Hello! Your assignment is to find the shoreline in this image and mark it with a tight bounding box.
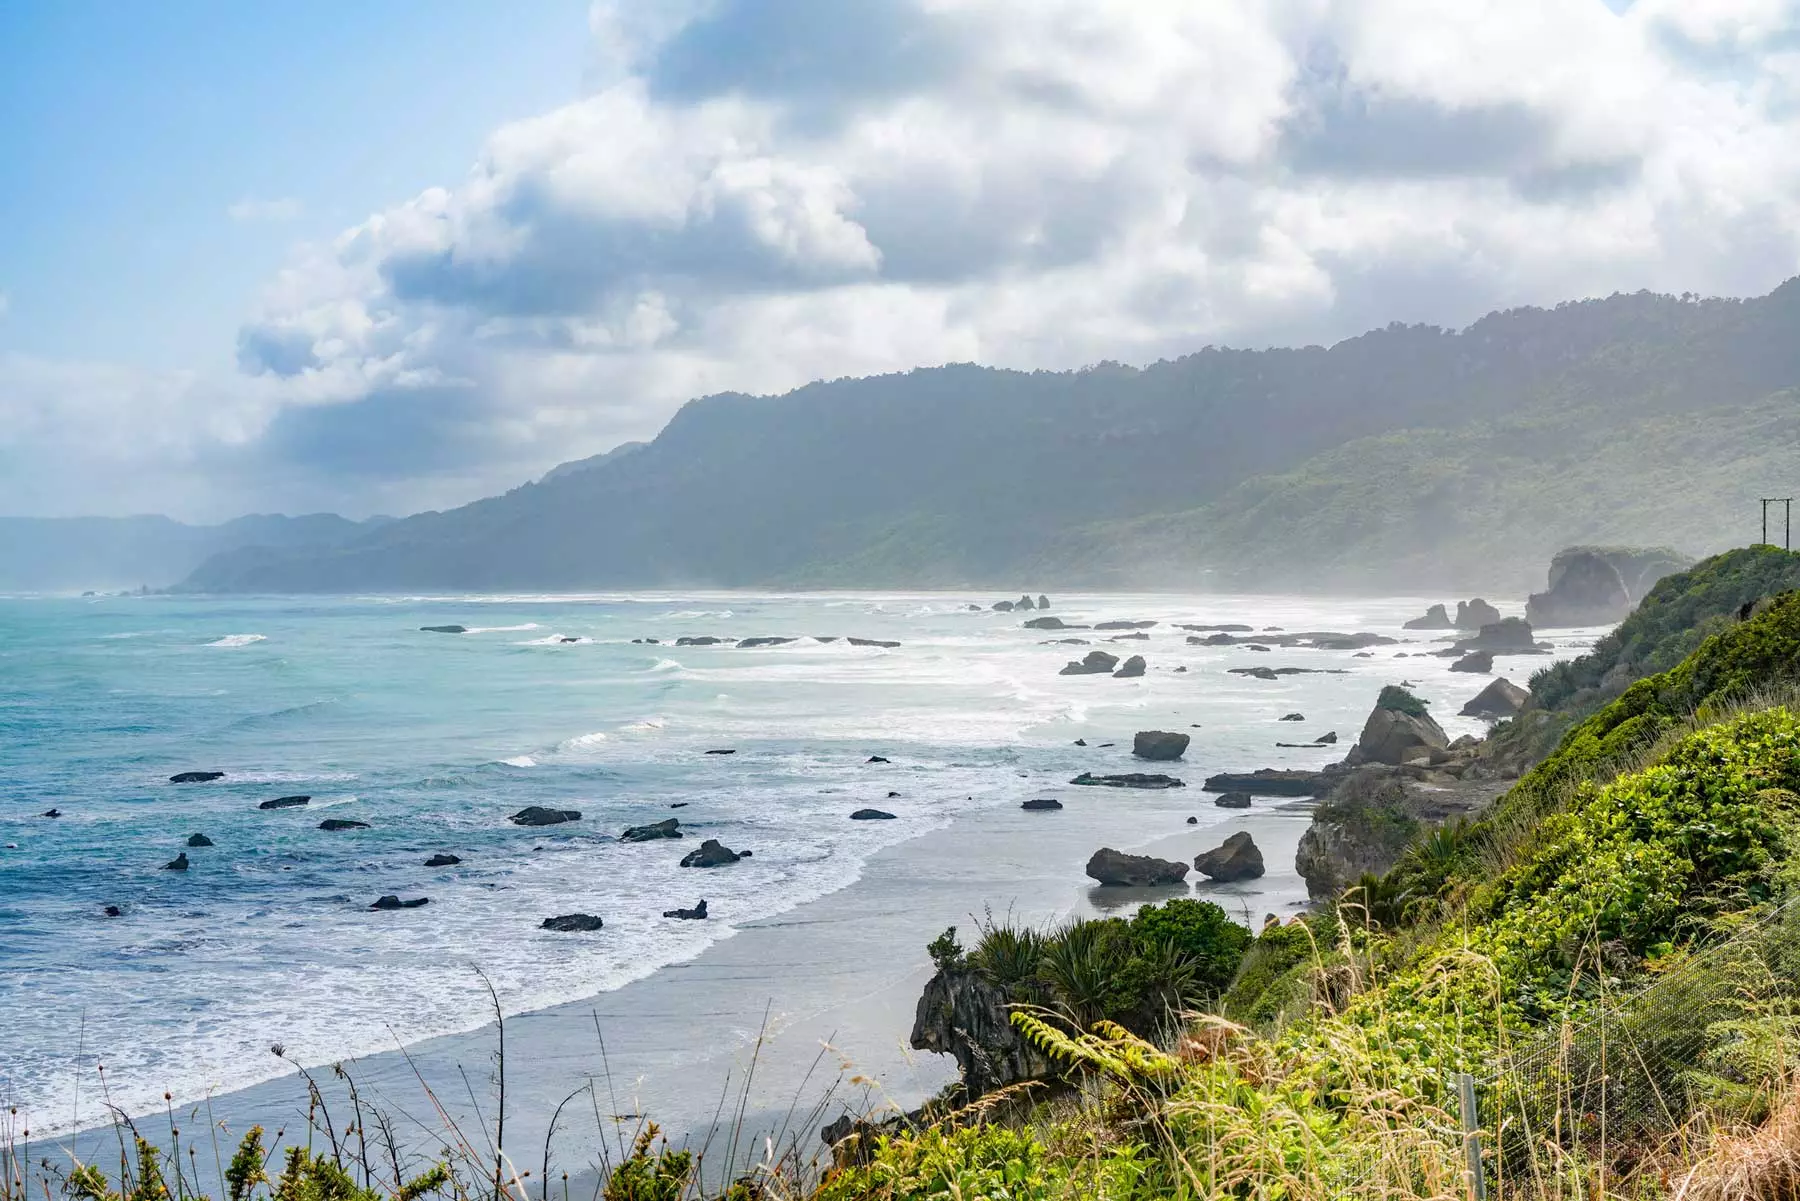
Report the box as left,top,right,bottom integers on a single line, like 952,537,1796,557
45,783,1316,1184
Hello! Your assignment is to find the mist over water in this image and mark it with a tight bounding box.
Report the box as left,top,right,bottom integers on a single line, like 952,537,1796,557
0,591,1595,1136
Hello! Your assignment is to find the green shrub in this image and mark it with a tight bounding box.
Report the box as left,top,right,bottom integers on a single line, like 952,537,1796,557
1375,685,1429,717
925,925,964,972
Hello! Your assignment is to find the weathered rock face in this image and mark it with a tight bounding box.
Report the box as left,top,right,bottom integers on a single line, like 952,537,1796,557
1454,599,1502,629
1059,650,1120,675
1525,546,1691,628
621,818,682,841
1194,832,1264,881
1461,677,1530,719
738,636,796,648
1454,618,1543,654
1315,731,1339,744
542,913,604,932
679,838,742,867
911,966,1053,1097
1450,650,1494,673
1404,604,1455,630
1202,768,1329,796
512,806,581,827
1344,702,1448,767
1295,770,1419,899
1071,772,1185,789
1017,595,1036,610
1112,655,1148,678
847,637,901,648
1085,847,1190,886
1132,730,1190,760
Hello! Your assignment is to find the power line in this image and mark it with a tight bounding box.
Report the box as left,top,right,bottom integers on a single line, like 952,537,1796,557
1761,497,1793,549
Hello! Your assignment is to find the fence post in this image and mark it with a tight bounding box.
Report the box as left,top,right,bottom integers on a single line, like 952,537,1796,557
1458,1072,1486,1201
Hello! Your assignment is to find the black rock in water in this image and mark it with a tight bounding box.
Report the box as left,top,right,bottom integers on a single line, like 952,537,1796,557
663,899,709,920
1059,650,1119,675
41,808,61,818
738,636,796,648
850,808,896,820
1023,616,1069,629
1201,769,1328,796
558,636,579,643
104,905,123,918
511,805,581,826
705,748,737,755
542,913,604,932
170,771,224,783
419,625,467,634
1316,731,1339,744
1094,620,1156,630
1112,655,1147,678
1132,730,1189,760
1073,738,1087,746
1186,815,1198,824
1214,792,1253,808
679,838,742,867
676,636,725,646
847,637,901,648
1069,772,1184,789
1021,798,1063,811
424,853,462,867
1280,712,1305,722
371,895,429,910
259,795,311,810
887,790,901,797
319,819,370,831
1450,650,1495,673
1037,595,1050,610
867,755,890,763
187,833,214,847
621,818,682,842
671,801,689,808
162,852,189,871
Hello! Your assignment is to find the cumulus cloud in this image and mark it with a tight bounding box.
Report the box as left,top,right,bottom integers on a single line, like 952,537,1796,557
15,0,1800,518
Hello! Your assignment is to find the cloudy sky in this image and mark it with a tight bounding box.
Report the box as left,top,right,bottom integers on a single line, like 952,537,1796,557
4,0,1799,521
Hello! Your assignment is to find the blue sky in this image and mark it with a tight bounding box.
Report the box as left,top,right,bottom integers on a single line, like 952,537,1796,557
0,1,587,370
3,1,1799,521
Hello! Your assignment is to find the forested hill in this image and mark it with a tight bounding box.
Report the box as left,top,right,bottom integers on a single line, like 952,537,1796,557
179,279,1800,594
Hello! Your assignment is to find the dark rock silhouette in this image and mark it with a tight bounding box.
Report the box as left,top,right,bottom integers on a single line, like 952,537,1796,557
1280,712,1305,721
1214,792,1253,808
424,853,462,867
41,808,61,818
1403,604,1455,630
104,905,123,917
1202,769,1327,796
1454,599,1502,629
319,819,370,831
1021,798,1063,811
1070,771,1184,789
1085,847,1189,886
850,808,897,820
1112,655,1147,678
1461,677,1531,719
663,899,708,919
170,771,224,783
512,805,581,826
1450,650,1494,673
371,895,429,910
1195,832,1264,881
621,818,682,842
705,748,737,755
680,838,742,867
1059,650,1119,675
867,755,890,763
162,852,189,871
187,833,214,847
542,913,604,932
419,625,467,634
259,795,310,810
1132,730,1189,760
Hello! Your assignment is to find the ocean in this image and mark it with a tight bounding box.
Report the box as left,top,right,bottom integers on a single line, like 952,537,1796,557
0,591,1594,1146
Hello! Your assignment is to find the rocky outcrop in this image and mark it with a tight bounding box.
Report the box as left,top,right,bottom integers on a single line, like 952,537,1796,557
170,771,224,783
318,818,370,831
259,795,310,810
424,853,462,867
1194,832,1264,881
1461,677,1530,719
371,895,429,910
705,748,737,755
162,852,189,871
1113,655,1147,678
1295,769,1420,898
911,966,1053,1097
512,806,581,826
1059,650,1120,675
542,913,604,932
1023,616,1073,630
1021,798,1063,811
1133,731,1189,760
1404,604,1455,630
1037,595,1050,610
419,625,467,634
1280,712,1305,721
676,636,726,646
1070,772,1185,789
992,600,1015,612
1453,618,1545,654
1450,650,1494,673
851,808,897,819
1343,692,1448,767
1525,546,1692,628
1095,620,1157,630
621,818,682,841
847,637,902,648
679,838,742,867
738,636,796,648
663,899,708,919
1085,847,1190,886
1201,768,1329,796
1214,792,1252,808
1454,599,1502,629
186,834,214,847
1316,731,1339,744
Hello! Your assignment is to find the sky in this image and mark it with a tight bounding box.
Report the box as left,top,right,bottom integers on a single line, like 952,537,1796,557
3,0,1800,522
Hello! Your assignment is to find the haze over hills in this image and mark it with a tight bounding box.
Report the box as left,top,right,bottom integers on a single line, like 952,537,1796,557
21,279,1800,596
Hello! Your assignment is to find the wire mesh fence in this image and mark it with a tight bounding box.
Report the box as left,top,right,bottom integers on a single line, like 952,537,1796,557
1467,896,1800,1196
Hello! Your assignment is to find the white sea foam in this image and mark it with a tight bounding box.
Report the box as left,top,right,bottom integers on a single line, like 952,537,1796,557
559,731,609,750
519,634,590,645
207,633,267,647
465,623,540,633
499,755,537,767
648,658,683,672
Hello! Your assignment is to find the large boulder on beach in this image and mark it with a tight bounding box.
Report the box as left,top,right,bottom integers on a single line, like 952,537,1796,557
1059,650,1120,675
169,771,224,784
1214,792,1252,808
1450,650,1494,673
1403,604,1455,630
1343,687,1447,767
542,913,604,932
1461,677,1531,719
1132,731,1189,760
1194,832,1264,882
621,818,682,842
1453,599,1502,630
1112,655,1147,678
679,838,742,867
1085,847,1190,886
512,805,581,827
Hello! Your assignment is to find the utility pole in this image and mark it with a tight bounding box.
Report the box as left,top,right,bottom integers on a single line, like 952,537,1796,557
1762,498,1795,550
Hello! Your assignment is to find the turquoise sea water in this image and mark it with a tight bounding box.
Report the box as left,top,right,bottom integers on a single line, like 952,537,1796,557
0,591,1591,1136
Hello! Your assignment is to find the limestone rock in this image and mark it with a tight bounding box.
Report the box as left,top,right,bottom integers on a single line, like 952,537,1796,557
1454,599,1502,630
1403,604,1455,630
911,966,1053,1097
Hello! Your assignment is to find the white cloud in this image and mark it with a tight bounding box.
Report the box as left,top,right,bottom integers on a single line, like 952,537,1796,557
16,0,1800,518
227,196,305,223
